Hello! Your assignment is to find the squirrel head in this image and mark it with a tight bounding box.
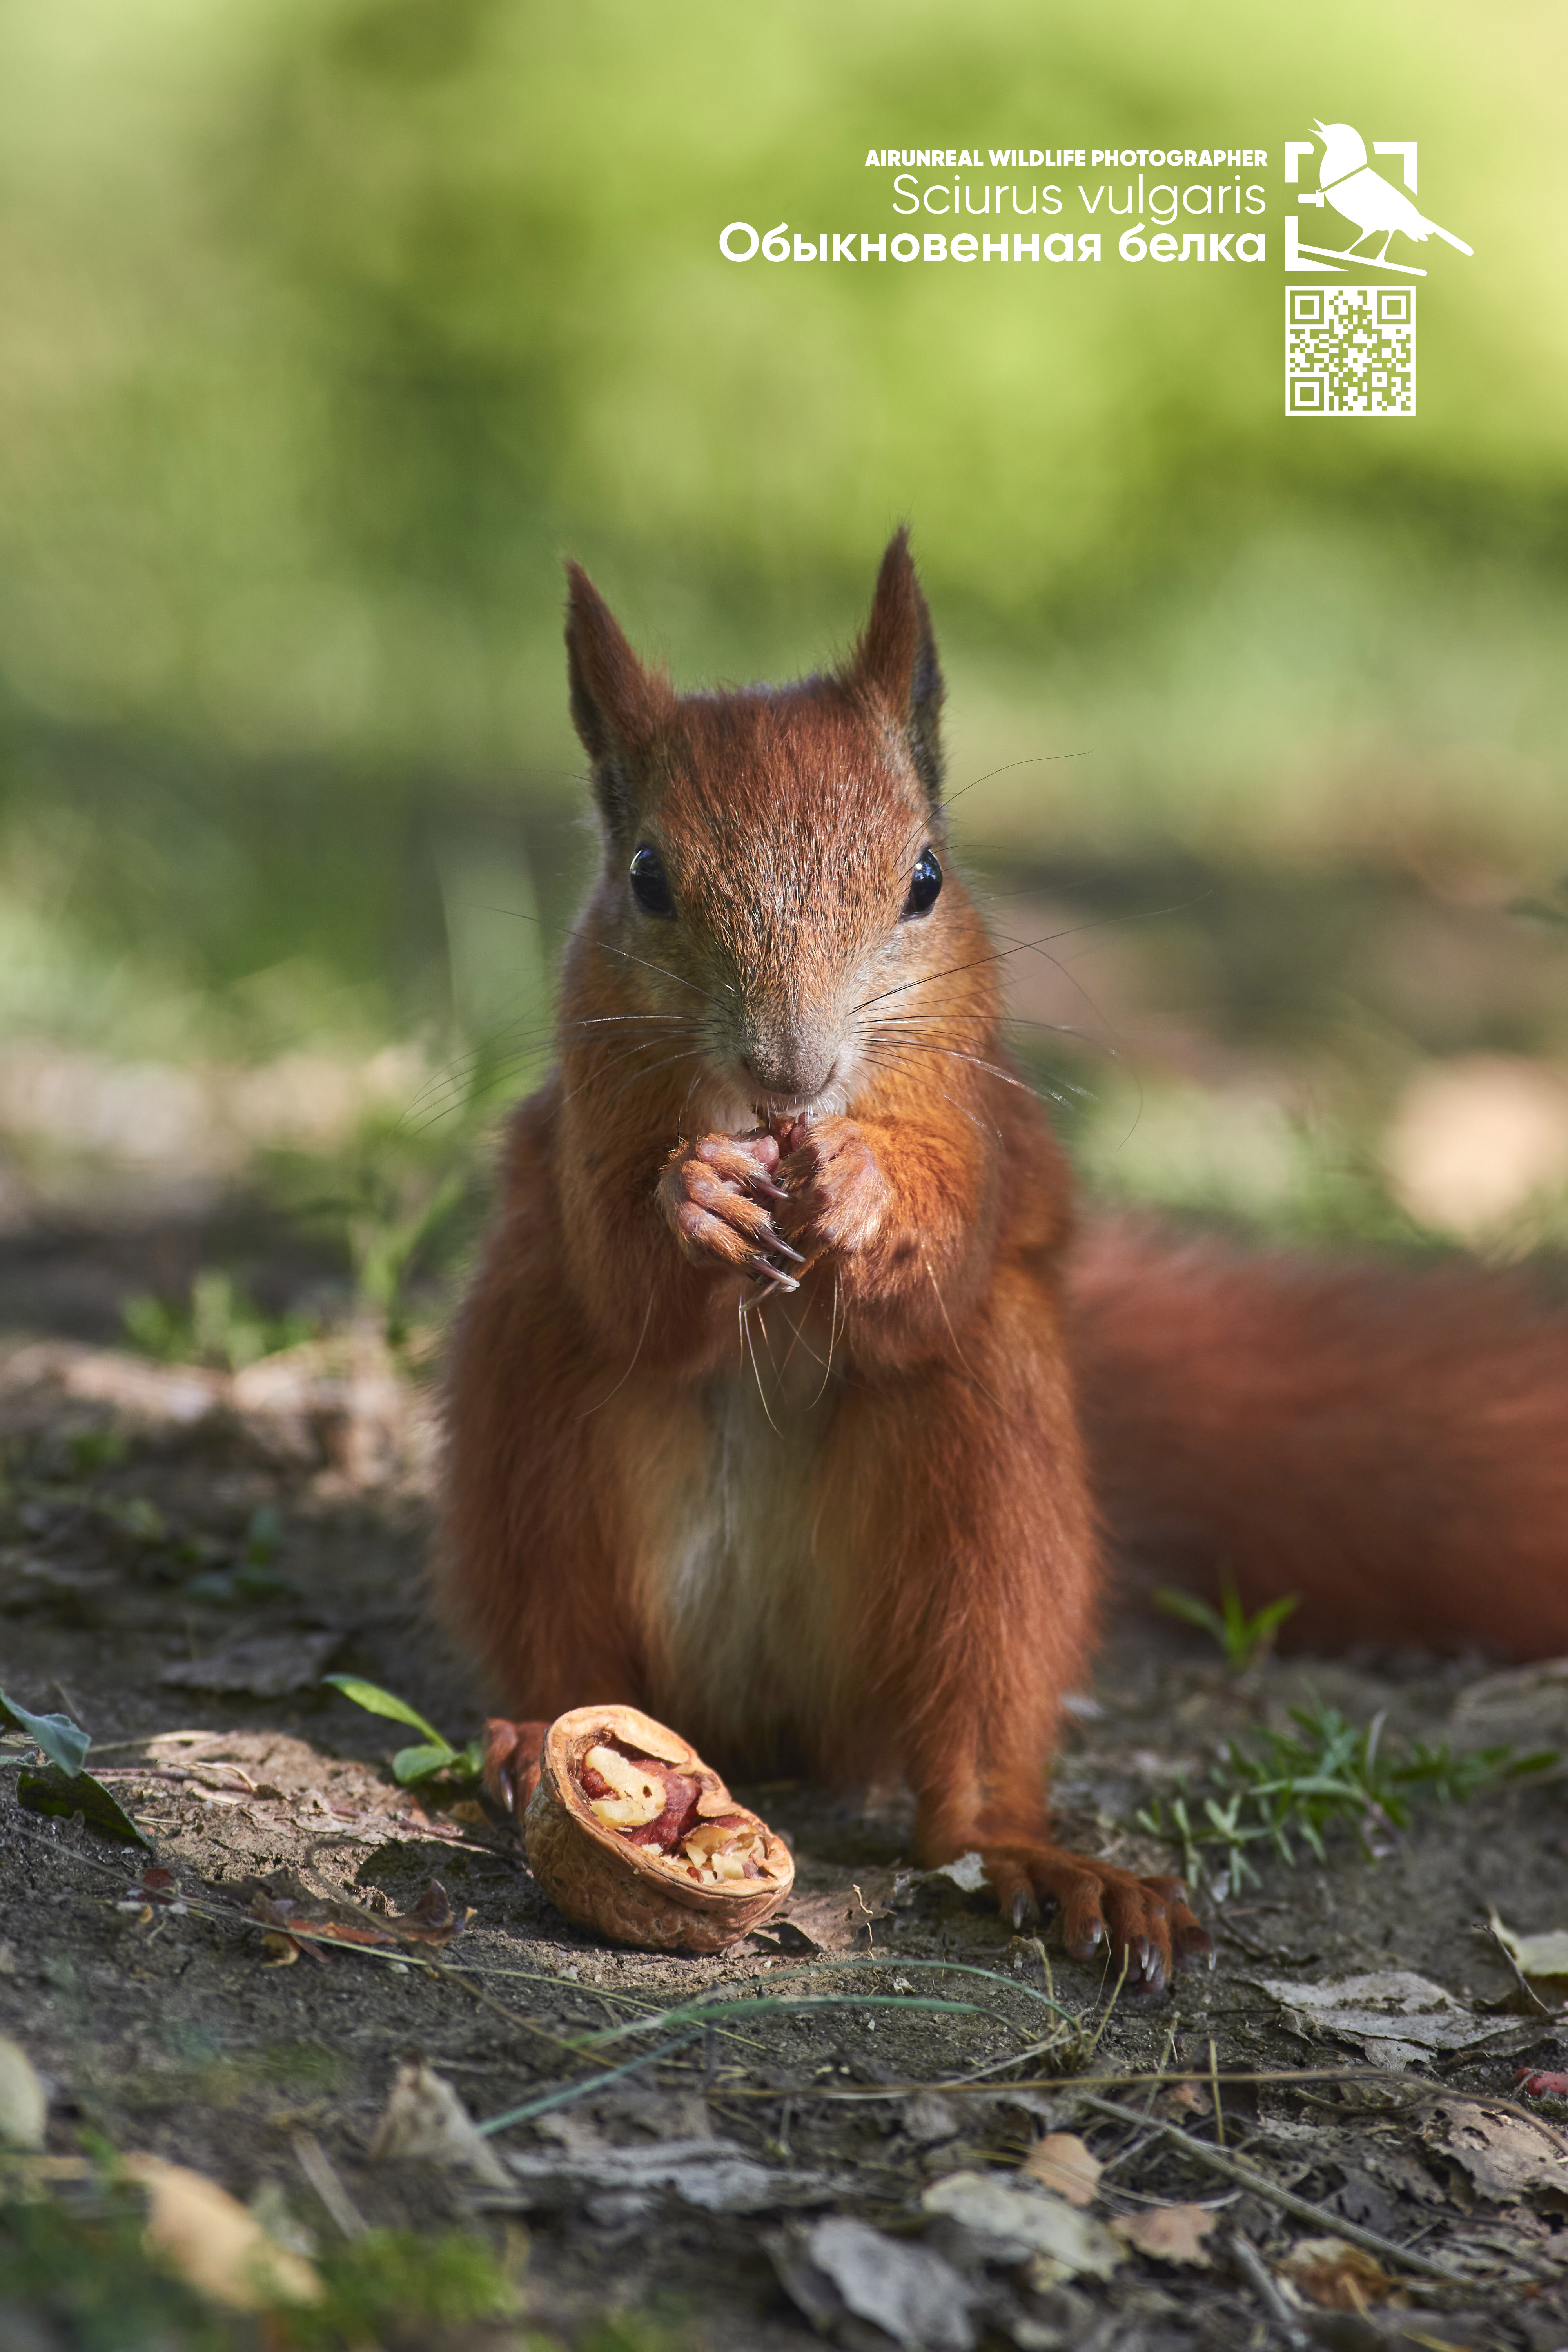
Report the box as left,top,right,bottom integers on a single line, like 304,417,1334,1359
563,531,990,1124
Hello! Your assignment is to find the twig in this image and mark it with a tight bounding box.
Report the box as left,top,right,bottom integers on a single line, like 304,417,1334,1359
1476,1921,1556,2021
1209,2036,1225,2149
1230,2231,1308,2349
1071,2092,1503,2283
293,2132,366,2239
714,2065,1568,2145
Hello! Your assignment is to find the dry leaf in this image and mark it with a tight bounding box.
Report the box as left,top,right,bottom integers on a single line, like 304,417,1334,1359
782,2219,978,2352
0,2039,47,2150
370,2059,511,2188
921,2172,1121,2282
248,1878,460,1967
1022,2134,1101,2206
1278,2234,1396,2310
125,2155,322,2310
1428,2099,1568,2204
1489,1910,1568,1984
1111,2203,1217,2267
501,2136,845,2217
1261,1970,1501,2067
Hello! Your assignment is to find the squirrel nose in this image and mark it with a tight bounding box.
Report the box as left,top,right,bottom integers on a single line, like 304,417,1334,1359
740,1032,838,1103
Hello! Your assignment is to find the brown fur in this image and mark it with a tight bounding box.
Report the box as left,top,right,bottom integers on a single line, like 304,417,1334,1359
440,532,1568,1992
1072,1221,1568,1658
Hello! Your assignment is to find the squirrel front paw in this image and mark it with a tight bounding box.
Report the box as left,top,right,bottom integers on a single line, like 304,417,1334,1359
657,1132,804,1290
775,1117,893,1265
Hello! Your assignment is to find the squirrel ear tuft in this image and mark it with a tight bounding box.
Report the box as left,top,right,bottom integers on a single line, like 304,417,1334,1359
564,563,673,824
844,527,945,805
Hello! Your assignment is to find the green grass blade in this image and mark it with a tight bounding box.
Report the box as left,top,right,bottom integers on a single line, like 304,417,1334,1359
322,1673,448,1747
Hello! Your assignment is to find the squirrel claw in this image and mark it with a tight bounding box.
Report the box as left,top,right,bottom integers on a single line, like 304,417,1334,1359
746,1266,800,1302
974,1841,1205,1999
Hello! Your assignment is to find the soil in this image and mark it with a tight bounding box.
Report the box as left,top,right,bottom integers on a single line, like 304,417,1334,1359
2,1208,1568,2352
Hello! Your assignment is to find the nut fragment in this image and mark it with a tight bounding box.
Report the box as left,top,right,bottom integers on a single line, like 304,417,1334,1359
582,1745,666,1829
680,1819,767,1883
524,1704,793,1954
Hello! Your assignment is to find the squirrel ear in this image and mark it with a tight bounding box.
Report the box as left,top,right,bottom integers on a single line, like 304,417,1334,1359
564,563,673,823
843,527,945,805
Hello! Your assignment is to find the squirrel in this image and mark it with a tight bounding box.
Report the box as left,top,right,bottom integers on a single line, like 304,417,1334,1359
439,530,1568,1994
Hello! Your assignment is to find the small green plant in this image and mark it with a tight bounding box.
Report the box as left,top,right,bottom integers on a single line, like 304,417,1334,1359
0,1686,91,1775
182,1504,292,1604
348,1160,471,1345
122,1270,312,1372
1155,1576,1300,1672
322,1673,483,1788
1136,1699,1556,1893
0,1686,149,1843
299,2226,519,2347
0,2188,521,2352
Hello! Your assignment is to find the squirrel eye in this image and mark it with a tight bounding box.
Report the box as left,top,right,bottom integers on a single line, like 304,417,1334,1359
902,848,943,919
629,844,675,918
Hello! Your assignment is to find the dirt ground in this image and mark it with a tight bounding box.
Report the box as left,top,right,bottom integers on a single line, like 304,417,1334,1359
3,1208,1568,2352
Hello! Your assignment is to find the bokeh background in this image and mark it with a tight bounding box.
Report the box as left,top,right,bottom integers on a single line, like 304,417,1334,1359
2,0,1566,1356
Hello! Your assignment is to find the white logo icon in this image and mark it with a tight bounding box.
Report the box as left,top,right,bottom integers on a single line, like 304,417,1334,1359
1284,124,1472,277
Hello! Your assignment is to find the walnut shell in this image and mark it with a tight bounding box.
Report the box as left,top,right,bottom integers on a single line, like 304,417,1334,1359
523,1704,793,1954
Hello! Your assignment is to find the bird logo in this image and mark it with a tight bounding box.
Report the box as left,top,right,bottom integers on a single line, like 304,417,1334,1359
1301,121,1472,265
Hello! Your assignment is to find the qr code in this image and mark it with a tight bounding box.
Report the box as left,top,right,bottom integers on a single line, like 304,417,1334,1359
1286,286,1414,416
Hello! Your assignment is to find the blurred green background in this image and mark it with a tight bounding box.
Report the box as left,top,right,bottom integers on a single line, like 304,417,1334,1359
2,0,1566,1346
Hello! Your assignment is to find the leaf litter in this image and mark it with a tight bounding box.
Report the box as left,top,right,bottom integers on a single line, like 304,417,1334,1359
5,1330,1568,2345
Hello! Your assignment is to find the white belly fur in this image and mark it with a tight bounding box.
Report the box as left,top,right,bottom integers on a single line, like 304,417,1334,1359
646,1371,846,1760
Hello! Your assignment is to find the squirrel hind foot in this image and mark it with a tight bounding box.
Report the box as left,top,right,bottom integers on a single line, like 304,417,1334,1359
983,1843,1212,1997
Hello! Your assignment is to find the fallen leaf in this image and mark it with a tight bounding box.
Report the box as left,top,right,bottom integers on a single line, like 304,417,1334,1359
1158,2082,1210,2117
926,1852,988,1894
779,2217,978,2352
1489,1910,1568,1984
777,1878,899,1952
1110,2203,1217,2267
370,2060,511,2188
246,1879,461,1967
17,1766,151,1846
125,2154,322,2310
498,2137,846,2218
401,1880,458,1939
921,2171,1121,2282
1261,1971,1503,2067
1278,2234,1397,2309
1426,2099,1568,2205
1022,2134,1102,2206
159,1631,343,1698
0,2038,47,2149
746,1919,822,1956
901,2092,962,2147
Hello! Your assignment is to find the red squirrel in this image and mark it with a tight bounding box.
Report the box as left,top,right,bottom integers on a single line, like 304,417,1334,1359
440,532,1568,1993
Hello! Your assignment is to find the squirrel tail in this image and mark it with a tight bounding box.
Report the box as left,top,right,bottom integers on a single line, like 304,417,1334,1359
1068,1220,1568,1659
